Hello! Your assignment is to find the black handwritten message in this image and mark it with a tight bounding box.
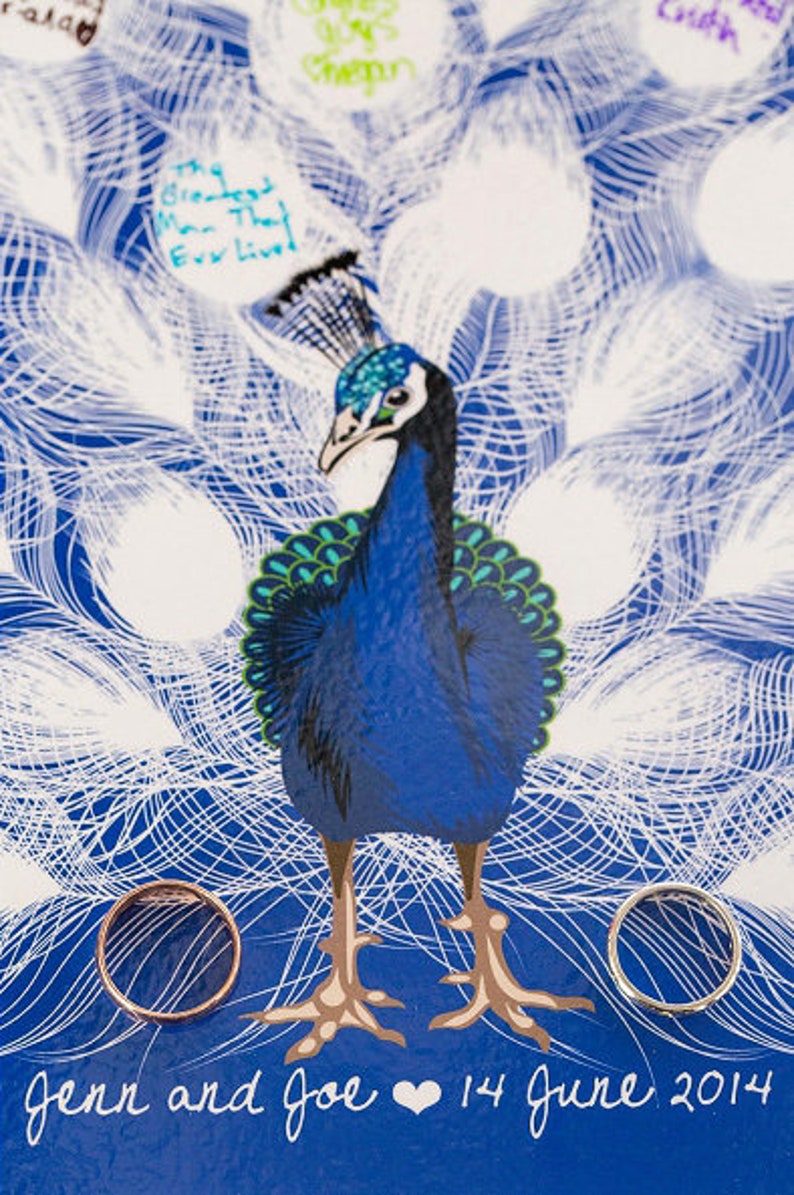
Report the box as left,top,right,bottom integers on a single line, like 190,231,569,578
0,0,104,53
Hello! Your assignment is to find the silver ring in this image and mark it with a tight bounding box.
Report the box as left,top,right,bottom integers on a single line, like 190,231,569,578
607,882,742,1015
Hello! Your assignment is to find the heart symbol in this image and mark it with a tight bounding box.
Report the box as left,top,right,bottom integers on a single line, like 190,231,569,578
392,1080,442,1115
75,20,98,47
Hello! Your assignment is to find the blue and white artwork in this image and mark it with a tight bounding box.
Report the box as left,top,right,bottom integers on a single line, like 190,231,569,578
0,2,792,1192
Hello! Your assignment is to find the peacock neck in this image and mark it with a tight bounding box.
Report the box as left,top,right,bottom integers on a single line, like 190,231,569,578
350,368,457,607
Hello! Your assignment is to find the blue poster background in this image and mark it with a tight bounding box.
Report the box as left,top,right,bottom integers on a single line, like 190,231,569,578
1,0,793,1191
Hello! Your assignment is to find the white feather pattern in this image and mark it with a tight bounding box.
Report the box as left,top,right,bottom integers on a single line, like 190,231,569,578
567,278,745,449
0,69,80,239
377,202,479,368
703,463,794,604
551,636,793,781
504,456,655,624
0,632,181,764
0,846,61,911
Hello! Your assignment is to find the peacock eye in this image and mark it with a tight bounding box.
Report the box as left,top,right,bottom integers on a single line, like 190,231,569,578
384,386,411,408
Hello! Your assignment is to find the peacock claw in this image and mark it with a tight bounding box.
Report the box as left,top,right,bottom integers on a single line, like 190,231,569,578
243,932,405,1063
430,903,595,1051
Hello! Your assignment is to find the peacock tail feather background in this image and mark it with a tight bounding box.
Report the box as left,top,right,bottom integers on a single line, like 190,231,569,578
0,0,792,1073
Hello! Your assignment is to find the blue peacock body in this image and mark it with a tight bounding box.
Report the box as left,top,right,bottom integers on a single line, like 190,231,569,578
244,509,563,755
241,359,565,843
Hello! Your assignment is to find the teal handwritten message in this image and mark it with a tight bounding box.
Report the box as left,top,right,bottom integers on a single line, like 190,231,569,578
154,157,298,286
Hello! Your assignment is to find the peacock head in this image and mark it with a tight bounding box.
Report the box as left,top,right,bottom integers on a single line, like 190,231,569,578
319,343,432,474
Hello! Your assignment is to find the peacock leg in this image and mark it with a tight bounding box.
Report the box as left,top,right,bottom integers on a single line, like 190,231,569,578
243,836,405,1063
430,841,594,1050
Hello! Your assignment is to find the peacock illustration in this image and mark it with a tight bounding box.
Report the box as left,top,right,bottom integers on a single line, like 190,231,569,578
241,253,594,1062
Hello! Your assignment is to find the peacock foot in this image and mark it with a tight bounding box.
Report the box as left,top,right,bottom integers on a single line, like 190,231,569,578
429,905,595,1052
242,931,406,1063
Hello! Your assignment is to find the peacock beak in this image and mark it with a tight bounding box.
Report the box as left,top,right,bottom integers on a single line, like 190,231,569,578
319,408,383,474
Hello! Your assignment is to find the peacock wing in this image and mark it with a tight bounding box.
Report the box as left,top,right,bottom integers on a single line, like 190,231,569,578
450,513,565,758
242,509,564,761
241,511,369,748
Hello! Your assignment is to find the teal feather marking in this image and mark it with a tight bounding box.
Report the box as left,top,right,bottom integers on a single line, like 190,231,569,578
453,545,475,570
245,609,272,627
292,563,319,586
249,579,281,605
317,542,353,568
480,539,512,562
531,728,548,752
531,584,556,610
291,537,316,560
537,611,561,639
242,509,566,751
504,558,539,586
542,670,563,694
343,514,366,535
315,518,349,543
245,664,268,686
473,563,501,584
266,555,292,578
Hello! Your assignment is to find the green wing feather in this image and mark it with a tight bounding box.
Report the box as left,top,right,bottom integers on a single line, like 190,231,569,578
242,510,565,751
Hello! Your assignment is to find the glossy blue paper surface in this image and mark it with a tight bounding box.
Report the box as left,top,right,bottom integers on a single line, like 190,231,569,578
1,1,793,1192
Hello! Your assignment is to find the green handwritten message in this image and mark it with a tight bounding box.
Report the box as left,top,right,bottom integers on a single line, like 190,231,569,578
290,0,417,97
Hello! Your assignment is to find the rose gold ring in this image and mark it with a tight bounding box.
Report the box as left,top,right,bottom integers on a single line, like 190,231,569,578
96,880,241,1024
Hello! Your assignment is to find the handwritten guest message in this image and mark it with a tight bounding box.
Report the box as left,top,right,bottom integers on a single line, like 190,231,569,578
0,0,103,62
656,0,790,52
275,0,447,111
289,0,416,98
639,0,792,85
153,153,307,303
22,1063,775,1148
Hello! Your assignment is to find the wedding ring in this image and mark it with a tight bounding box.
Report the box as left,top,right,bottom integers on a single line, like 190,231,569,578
607,882,742,1015
96,880,241,1023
